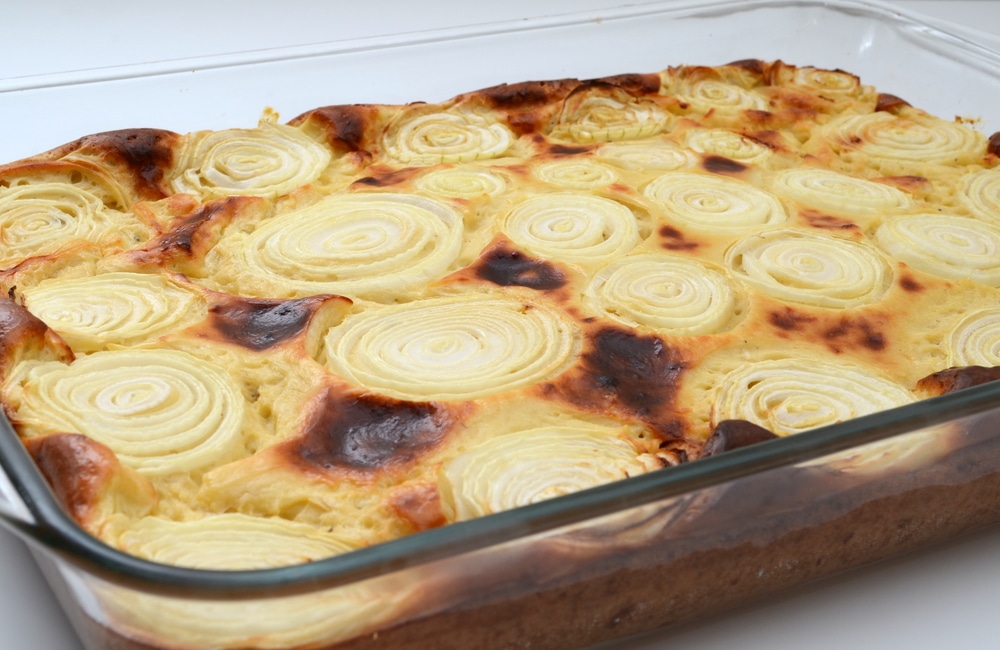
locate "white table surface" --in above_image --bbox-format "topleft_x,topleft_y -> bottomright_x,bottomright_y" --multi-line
0,1 -> 998,648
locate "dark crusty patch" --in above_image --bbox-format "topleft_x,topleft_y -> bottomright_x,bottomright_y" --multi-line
543,325 -> 687,441
25,433 -> 118,524
206,294 -> 349,351
286,389 -> 461,473
917,366 -> 1000,395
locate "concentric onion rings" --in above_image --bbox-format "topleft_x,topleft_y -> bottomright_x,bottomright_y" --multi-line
584,253 -> 745,335
172,122 -> 331,199
0,182 -> 116,269
501,193 -> 641,265
322,294 -> 579,401
725,228 -> 893,308
20,272 -> 202,352
235,192 -> 463,300
644,171 -> 787,233
440,425 -> 653,521
713,357 -> 915,436
13,349 -> 245,475
875,214 -> 1000,286
947,307 -> 1000,367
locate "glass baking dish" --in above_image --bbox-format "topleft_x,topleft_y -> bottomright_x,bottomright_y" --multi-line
1,1 -> 999,648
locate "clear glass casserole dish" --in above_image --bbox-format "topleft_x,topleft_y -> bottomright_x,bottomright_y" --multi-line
0,1 -> 999,648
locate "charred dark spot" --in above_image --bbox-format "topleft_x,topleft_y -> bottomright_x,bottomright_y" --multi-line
289,104 -> 381,154
473,245 -> 566,291
702,420 -> 779,457
802,211 -> 858,231
768,307 -> 816,331
549,326 -> 687,439
89,129 -> 176,199
876,93 -> 911,114
917,366 -> 1000,395
478,79 -> 578,109
548,143 -> 594,156
658,225 -> 699,251
351,166 -> 419,188
288,390 -> 454,471
702,155 -> 747,175
900,275 -> 923,292
146,198 -> 237,257
823,317 -> 887,352
209,295 -> 334,351
726,59 -> 766,75
988,132 -> 1000,158
588,73 -> 662,95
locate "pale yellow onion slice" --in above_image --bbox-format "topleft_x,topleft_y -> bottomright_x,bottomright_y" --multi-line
440,426 -> 652,521
549,95 -> 669,143
725,229 -> 892,308
21,272 -> 202,352
823,112 -> 984,164
713,358 -> 914,436
683,129 -> 772,164
0,183 -> 114,269
118,514 -> 354,569
414,165 -> 509,199
675,80 -> 768,113
771,168 -> 912,220
789,67 -> 861,95
643,172 -> 787,233
875,214 -> 1000,286
172,122 -> 331,199
323,295 -> 579,401
99,578 -> 405,649
532,159 -> 620,189
17,349 -> 245,475
584,254 -> 743,335
959,169 -> 1000,226
596,140 -> 697,172
948,308 -> 1000,367
501,193 -> 640,265
237,193 -> 462,299
383,110 -> 515,164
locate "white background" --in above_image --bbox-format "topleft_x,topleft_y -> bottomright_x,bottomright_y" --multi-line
1,1 -> 999,648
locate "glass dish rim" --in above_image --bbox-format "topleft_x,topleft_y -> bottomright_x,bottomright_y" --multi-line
0,0 -> 997,601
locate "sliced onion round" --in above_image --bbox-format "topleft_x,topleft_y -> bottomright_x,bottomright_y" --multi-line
584,253 -> 744,335
118,514 -> 354,569
236,192 -> 463,300
725,229 -> 893,309
383,109 -> 515,165
323,295 -> 579,401
822,112 -> 984,165
713,357 -> 914,436
959,169 -> 1000,226
684,129 -> 772,164
172,122 -> 331,199
440,425 -> 651,521
17,349 -> 245,476
597,140 -> 697,172
0,183 -> 115,269
876,214 -> 1000,286
532,159 -> 620,189
549,95 -> 669,143
501,193 -> 641,265
644,172 -> 787,233
948,307 -> 1000,367
771,168 -> 911,220
414,165 -> 510,199
21,272 -> 202,352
